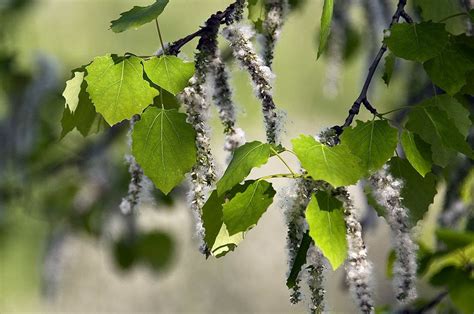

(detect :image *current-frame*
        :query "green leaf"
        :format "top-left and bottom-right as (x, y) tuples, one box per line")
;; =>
(423, 242), (474, 279)
(132, 107), (196, 194)
(247, 0), (266, 33)
(341, 120), (398, 174)
(222, 180), (276, 235)
(413, 0), (465, 34)
(433, 94), (472, 136)
(317, 0), (334, 59)
(405, 97), (474, 166)
(61, 102), (107, 138)
(384, 22), (449, 62)
(423, 41), (474, 95)
(212, 225), (245, 258)
(110, 0), (169, 33)
(62, 71), (84, 113)
(61, 71), (108, 138)
(382, 52), (396, 86)
(201, 190), (225, 251)
(470, 9), (474, 22)
(400, 130), (432, 177)
(153, 87), (180, 109)
(202, 182), (254, 258)
(292, 135), (364, 187)
(449, 273), (474, 314)
(143, 56), (195, 95)
(306, 191), (347, 269)
(286, 231), (312, 289)
(217, 141), (272, 196)
(85, 55), (159, 125)
(436, 229), (474, 251)
(388, 157), (437, 224)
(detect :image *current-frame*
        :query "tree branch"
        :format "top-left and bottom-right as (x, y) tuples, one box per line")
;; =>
(332, 0), (412, 136)
(165, 1), (243, 56)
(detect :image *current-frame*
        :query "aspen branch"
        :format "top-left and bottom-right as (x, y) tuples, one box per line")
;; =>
(332, 0), (412, 137)
(165, 1), (244, 56)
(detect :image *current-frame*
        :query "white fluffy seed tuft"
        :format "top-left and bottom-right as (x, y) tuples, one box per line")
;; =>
(369, 165), (418, 304)
(222, 23), (283, 145)
(335, 188), (375, 314)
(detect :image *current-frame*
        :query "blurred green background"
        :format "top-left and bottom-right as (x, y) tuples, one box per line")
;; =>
(0, 0), (440, 312)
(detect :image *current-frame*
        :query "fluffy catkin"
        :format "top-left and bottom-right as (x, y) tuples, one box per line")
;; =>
(209, 50), (246, 153)
(119, 116), (152, 215)
(180, 81), (216, 255)
(305, 244), (326, 313)
(233, 0), (246, 22)
(369, 166), (418, 304)
(261, 0), (289, 67)
(179, 16), (221, 255)
(222, 23), (284, 145)
(335, 187), (375, 314)
(282, 176), (317, 303)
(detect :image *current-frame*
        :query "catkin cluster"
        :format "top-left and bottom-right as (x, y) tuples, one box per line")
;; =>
(222, 23), (284, 145)
(120, 116), (152, 216)
(305, 244), (326, 313)
(335, 187), (375, 314)
(179, 16), (221, 254)
(261, 0), (289, 67)
(208, 47), (246, 154)
(282, 177), (319, 303)
(369, 166), (418, 304)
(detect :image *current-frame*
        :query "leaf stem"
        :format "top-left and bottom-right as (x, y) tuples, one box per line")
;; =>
(270, 147), (296, 175)
(155, 18), (166, 54)
(379, 105), (414, 116)
(258, 173), (304, 181)
(438, 12), (468, 23)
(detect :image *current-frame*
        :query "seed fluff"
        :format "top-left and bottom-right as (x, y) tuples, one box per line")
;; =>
(369, 166), (418, 304)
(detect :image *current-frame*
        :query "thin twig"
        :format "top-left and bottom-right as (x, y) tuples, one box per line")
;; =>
(166, 1), (241, 56)
(155, 18), (166, 54)
(332, 0), (412, 136)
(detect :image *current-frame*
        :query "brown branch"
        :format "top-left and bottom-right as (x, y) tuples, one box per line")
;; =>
(166, 0), (244, 56)
(332, 0), (412, 136)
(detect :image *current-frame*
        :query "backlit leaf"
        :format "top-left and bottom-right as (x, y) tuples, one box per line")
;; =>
(306, 191), (347, 269)
(385, 22), (449, 62)
(292, 135), (365, 187)
(222, 180), (276, 235)
(110, 0), (169, 33)
(400, 130), (432, 177)
(132, 107), (196, 194)
(143, 56), (195, 95)
(85, 55), (158, 125)
(317, 0), (334, 58)
(217, 141), (272, 196)
(341, 120), (398, 174)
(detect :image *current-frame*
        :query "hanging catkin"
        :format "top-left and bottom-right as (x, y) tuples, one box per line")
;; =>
(305, 244), (326, 313)
(209, 48), (246, 154)
(222, 23), (284, 145)
(281, 176), (316, 303)
(261, 0), (289, 68)
(335, 187), (375, 314)
(369, 166), (418, 304)
(120, 115), (152, 216)
(179, 14), (221, 255)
